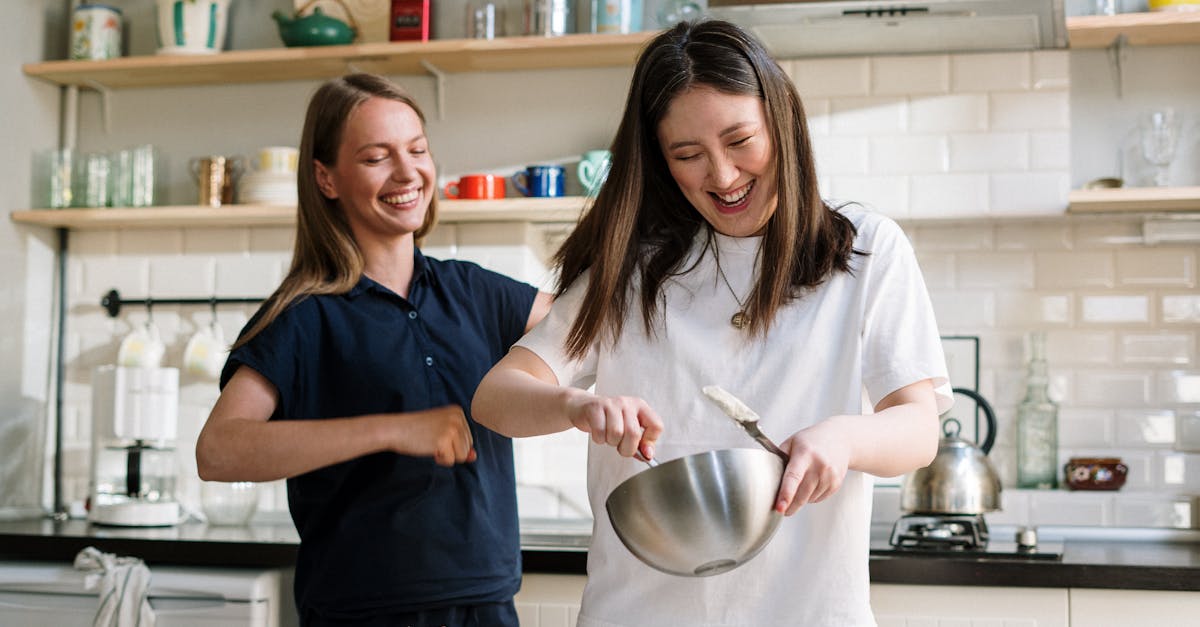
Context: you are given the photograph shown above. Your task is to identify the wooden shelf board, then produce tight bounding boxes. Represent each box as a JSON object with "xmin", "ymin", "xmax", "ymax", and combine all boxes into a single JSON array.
[
  {"xmin": 10, "ymin": 198, "xmax": 585, "ymax": 229},
  {"xmin": 21, "ymin": 33, "xmax": 655, "ymax": 89},
  {"xmin": 1067, "ymin": 11, "xmax": 1200, "ymax": 49},
  {"xmin": 1067, "ymin": 186, "xmax": 1200, "ymax": 213}
]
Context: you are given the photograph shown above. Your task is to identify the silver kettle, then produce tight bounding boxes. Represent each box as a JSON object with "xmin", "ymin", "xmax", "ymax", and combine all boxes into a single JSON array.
[{"xmin": 899, "ymin": 388, "xmax": 1002, "ymax": 515}]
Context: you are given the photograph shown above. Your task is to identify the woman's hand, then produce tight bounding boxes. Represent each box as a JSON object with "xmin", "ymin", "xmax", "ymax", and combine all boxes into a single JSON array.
[
  {"xmin": 775, "ymin": 419, "xmax": 852, "ymax": 515},
  {"xmin": 563, "ymin": 390, "xmax": 664, "ymax": 460},
  {"xmin": 388, "ymin": 404, "xmax": 477, "ymax": 467}
]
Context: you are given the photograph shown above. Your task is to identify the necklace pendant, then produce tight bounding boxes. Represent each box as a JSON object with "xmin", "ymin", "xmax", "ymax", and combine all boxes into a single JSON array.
[{"xmin": 730, "ymin": 310, "xmax": 749, "ymax": 330}]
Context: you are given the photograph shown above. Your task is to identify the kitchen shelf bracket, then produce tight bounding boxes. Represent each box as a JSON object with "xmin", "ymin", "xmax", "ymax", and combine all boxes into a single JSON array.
[
  {"xmin": 82, "ymin": 79, "xmax": 113, "ymax": 135},
  {"xmin": 420, "ymin": 59, "xmax": 447, "ymax": 121},
  {"xmin": 1105, "ymin": 34, "xmax": 1129, "ymax": 99}
]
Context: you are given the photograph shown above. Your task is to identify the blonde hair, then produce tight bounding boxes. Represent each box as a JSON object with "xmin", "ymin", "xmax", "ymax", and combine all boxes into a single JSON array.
[{"xmin": 233, "ymin": 74, "xmax": 437, "ymax": 350}]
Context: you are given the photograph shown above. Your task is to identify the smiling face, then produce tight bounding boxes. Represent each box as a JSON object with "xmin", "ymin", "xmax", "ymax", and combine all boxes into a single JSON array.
[
  {"xmin": 313, "ymin": 96, "xmax": 435, "ymax": 246},
  {"xmin": 656, "ymin": 86, "xmax": 777, "ymax": 238}
]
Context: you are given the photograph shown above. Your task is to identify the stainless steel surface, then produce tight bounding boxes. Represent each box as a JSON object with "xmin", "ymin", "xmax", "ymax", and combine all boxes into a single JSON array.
[
  {"xmin": 1016, "ymin": 526, "xmax": 1039, "ymax": 549},
  {"xmin": 703, "ymin": 385, "xmax": 790, "ymax": 462},
  {"xmin": 704, "ymin": 0, "xmax": 1067, "ymax": 58},
  {"xmin": 605, "ymin": 448, "xmax": 784, "ymax": 577}
]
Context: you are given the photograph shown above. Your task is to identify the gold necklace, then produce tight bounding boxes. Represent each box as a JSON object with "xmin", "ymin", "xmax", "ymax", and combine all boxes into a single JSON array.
[{"xmin": 715, "ymin": 260, "xmax": 750, "ymax": 330}]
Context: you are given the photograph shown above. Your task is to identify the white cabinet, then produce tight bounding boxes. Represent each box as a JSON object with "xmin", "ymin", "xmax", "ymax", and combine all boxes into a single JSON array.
[
  {"xmin": 515, "ymin": 574, "xmax": 585, "ymax": 627},
  {"xmin": 871, "ymin": 584, "xmax": 1069, "ymax": 627},
  {"xmin": 1069, "ymin": 588, "xmax": 1200, "ymax": 627}
]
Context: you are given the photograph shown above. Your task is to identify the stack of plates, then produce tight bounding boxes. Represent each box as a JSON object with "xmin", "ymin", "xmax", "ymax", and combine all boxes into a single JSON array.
[{"xmin": 239, "ymin": 170, "xmax": 298, "ymax": 206}]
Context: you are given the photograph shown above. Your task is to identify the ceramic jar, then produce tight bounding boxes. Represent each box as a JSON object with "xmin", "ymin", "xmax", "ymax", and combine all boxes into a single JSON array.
[{"xmin": 155, "ymin": 0, "xmax": 231, "ymax": 55}]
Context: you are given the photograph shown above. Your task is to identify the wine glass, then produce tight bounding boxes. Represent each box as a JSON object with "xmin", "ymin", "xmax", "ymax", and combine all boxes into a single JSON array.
[{"xmin": 1140, "ymin": 108, "xmax": 1181, "ymax": 187}]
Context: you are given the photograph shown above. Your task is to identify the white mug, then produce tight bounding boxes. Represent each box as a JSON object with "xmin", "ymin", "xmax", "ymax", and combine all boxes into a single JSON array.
[
  {"xmin": 183, "ymin": 321, "xmax": 227, "ymax": 379},
  {"xmin": 117, "ymin": 321, "xmax": 165, "ymax": 368},
  {"xmin": 254, "ymin": 146, "xmax": 298, "ymax": 174}
]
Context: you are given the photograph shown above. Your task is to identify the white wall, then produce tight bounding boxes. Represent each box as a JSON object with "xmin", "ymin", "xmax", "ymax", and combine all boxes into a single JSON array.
[{"xmin": 1, "ymin": 1, "xmax": 68, "ymax": 515}]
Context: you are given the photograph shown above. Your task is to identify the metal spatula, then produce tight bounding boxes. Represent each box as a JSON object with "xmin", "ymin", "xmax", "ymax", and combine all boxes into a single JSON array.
[{"xmin": 702, "ymin": 385, "xmax": 790, "ymax": 463}]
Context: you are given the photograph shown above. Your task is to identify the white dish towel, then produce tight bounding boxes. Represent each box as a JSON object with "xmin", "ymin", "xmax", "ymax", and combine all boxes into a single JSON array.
[{"xmin": 74, "ymin": 546, "xmax": 156, "ymax": 627}]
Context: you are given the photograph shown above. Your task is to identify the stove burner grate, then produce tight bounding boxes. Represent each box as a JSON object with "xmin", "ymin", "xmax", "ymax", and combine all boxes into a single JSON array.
[{"xmin": 889, "ymin": 514, "xmax": 990, "ymax": 550}]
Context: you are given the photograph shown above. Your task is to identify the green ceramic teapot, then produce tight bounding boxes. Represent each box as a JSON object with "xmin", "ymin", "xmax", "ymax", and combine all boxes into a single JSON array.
[{"xmin": 273, "ymin": 0, "xmax": 358, "ymax": 47}]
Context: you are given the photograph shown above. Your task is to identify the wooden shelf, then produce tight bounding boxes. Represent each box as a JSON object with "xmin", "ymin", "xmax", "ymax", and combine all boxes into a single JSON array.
[
  {"xmin": 21, "ymin": 33, "xmax": 655, "ymax": 89},
  {"xmin": 1068, "ymin": 186, "xmax": 1200, "ymax": 213},
  {"xmin": 9, "ymin": 197, "xmax": 585, "ymax": 229},
  {"xmin": 1067, "ymin": 11, "xmax": 1200, "ymax": 49}
]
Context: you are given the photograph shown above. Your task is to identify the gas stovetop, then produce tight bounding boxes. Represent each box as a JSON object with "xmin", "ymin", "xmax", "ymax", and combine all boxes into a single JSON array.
[{"xmin": 871, "ymin": 514, "xmax": 1063, "ymax": 561}]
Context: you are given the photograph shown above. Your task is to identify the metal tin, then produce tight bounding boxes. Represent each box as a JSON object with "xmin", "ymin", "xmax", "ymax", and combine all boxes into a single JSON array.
[{"xmin": 71, "ymin": 4, "xmax": 122, "ymax": 60}]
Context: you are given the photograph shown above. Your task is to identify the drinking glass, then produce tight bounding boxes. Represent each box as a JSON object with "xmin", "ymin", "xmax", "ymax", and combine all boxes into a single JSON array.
[{"xmin": 1140, "ymin": 108, "xmax": 1181, "ymax": 187}]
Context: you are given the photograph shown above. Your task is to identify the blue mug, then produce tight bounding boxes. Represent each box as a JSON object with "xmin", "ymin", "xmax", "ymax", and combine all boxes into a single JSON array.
[{"xmin": 512, "ymin": 165, "xmax": 566, "ymax": 197}]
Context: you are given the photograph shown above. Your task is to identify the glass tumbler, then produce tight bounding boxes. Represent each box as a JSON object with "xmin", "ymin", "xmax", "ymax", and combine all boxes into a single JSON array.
[{"xmin": 201, "ymin": 481, "xmax": 259, "ymax": 526}]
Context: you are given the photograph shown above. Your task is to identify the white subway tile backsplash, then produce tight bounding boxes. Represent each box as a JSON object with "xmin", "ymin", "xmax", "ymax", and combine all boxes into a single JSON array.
[
  {"xmin": 990, "ymin": 92, "xmax": 1069, "ymax": 131},
  {"xmin": 929, "ymin": 290, "xmax": 995, "ymax": 328},
  {"xmin": 1072, "ymin": 220, "xmax": 1144, "ymax": 248},
  {"xmin": 869, "ymin": 136, "xmax": 948, "ymax": 175},
  {"xmin": 150, "ymin": 256, "xmax": 216, "ymax": 297},
  {"xmin": 871, "ymin": 55, "xmax": 949, "ymax": 96},
  {"xmin": 1179, "ymin": 412, "xmax": 1200, "ymax": 452},
  {"xmin": 78, "ymin": 256, "xmax": 149, "ymax": 302},
  {"xmin": 951, "ymin": 52, "xmax": 1031, "ymax": 92},
  {"xmin": 905, "ymin": 223, "xmax": 994, "ymax": 252},
  {"xmin": 117, "ymin": 229, "xmax": 184, "ymax": 255},
  {"xmin": 183, "ymin": 229, "xmax": 249, "ymax": 255},
  {"xmin": 829, "ymin": 177, "xmax": 910, "ymax": 219},
  {"xmin": 1114, "ymin": 497, "xmax": 1193, "ymax": 529},
  {"xmin": 1162, "ymin": 452, "xmax": 1200, "ymax": 487},
  {"xmin": 1163, "ymin": 294, "xmax": 1200, "ymax": 324},
  {"xmin": 790, "ymin": 58, "xmax": 871, "ymax": 98},
  {"xmin": 1116, "ymin": 409, "xmax": 1177, "ymax": 447},
  {"xmin": 957, "ymin": 253, "xmax": 1035, "ymax": 289},
  {"xmin": 1030, "ymin": 490, "xmax": 1110, "ymax": 526},
  {"xmin": 71, "ymin": 230, "xmax": 118, "ymax": 255},
  {"xmin": 993, "ymin": 292, "xmax": 1072, "ymax": 326},
  {"xmin": 908, "ymin": 94, "xmax": 989, "ymax": 133},
  {"xmin": 1116, "ymin": 451, "xmax": 1156, "ymax": 491},
  {"xmin": 1029, "ymin": 131, "xmax": 1070, "ymax": 171},
  {"xmin": 811, "ymin": 136, "xmax": 869, "ymax": 175},
  {"xmin": 1058, "ymin": 408, "xmax": 1115, "ymax": 448},
  {"xmin": 1080, "ymin": 294, "xmax": 1150, "ymax": 324},
  {"xmin": 995, "ymin": 223, "xmax": 1071, "ymax": 251},
  {"xmin": 909, "ymin": 174, "xmax": 988, "ymax": 218},
  {"xmin": 1074, "ymin": 370, "xmax": 1153, "ymax": 406},
  {"xmin": 804, "ymin": 98, "xmax": 832, "ymax": 136},
  {"xmin": 1046, "ymin": 331, "xmax": 1115, "ymax": 366},
  {"xmin": 988, "ymin": 172, "xmax": 1070, "ymax": 216},
  {"xmin": 248, "ymin": 227, "xmax": 295, "ymax": 252},
  {"xmin": 1115, "ymin": 249, "xmax": 1196, "ymax": 287},
  {"xmin": 1035, "ymin": 252, "xmax": 1114, "ymax": 288},
  {"xmin": 1120, "ymin": 332, "xmax": 1193, "ymax": 365},
  {"xmin": 1160, "ymin": 371, "xmax": 1200, "ymax": 404},
  {"xmin": 948, "ymin": 133, "xmax": 1029, "ymax": 173},
  {"xmin": 830, "ymin": 97, "xmax": 908, "ymax": 135},
  {"xmin": 1031, "ymin": 51, "xmax": 1070, "ymax": 91},
  {"xmin": 214, "ymin": 254, "xmax": 285, "ymax": 297}
]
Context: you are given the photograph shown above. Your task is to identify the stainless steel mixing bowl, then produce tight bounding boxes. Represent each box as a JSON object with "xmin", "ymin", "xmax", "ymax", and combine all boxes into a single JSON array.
[{"xmin": 605, "ymin": 448, "xmax": 785, "ymax": 577}]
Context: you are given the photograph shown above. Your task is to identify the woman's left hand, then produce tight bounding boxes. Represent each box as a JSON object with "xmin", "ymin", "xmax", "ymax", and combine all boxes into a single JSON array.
[{"xmin": 775, "ymin": 420, "xmax": 852, "ymax": 515}]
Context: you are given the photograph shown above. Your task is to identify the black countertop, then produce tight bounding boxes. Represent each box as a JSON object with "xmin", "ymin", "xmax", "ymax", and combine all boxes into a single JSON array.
[{"xmin": 1, "ymin": 518, "xmax": 1199, "ymax": 591}]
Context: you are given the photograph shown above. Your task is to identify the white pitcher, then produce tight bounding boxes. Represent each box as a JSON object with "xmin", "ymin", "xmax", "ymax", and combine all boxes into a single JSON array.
[{"xmin": 156, "ymin": 0, "xmax": 232, "ymax": 55}]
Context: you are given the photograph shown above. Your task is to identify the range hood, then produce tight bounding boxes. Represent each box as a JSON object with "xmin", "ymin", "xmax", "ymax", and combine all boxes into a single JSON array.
[{"xmin": 705, "ymin": 0, "xmax": 1068, "ymax": 58}]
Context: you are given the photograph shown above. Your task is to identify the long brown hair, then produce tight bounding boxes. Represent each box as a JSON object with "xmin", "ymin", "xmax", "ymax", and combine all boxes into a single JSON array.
[
  {"xmin": 555, "ymin": 19, "xmax": 860, "ymax": 359},
  {"xmin": 233, "ymin": 73, "xmax": 437, "ymax": 350}
]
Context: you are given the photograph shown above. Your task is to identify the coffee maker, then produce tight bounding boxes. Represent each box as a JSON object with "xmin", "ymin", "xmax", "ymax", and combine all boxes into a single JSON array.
[{"xmin": 88, "ymin": 365, "xmax": 181, "ymax": 526}]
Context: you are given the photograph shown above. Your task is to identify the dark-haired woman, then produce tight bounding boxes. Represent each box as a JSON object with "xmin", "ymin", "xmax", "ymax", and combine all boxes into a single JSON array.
[
  {"xmin": 195, "ymin": 73, "xmax": 552, "ymax": 626},
  {"xmin": 473, "ymin": 20, "xmax": 950, "ymax": 626}
]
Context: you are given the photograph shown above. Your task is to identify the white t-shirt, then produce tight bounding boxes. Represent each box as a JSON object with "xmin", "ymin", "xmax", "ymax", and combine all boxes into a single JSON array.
[{"xmin": 517, "ymin": 207, "xmax": 952, "ymax": 627}]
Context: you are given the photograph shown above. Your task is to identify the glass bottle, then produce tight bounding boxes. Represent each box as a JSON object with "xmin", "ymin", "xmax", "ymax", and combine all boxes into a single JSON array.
[{"xmin": 1017, "ymin": 331, "xmax": 1059, "ymax": 489}]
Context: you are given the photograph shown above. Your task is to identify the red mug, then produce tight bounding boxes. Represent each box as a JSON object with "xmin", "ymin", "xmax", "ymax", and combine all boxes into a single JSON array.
[{"xmin": 443, "ymin": 174, "xmax": 506, "ymax": 199}]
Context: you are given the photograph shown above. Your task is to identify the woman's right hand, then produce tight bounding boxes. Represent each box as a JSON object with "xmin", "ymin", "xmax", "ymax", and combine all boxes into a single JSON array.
[
  {"xmin": 563, "ymin": 391, "xmax": 664, "ymax": 460},
  {"xmin": 390, "ymin": 405, "xmax": 477, "ymax": 467}
]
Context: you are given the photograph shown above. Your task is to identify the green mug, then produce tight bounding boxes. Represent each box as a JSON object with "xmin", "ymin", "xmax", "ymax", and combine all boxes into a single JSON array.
[{"xmin": 577, "ymin": 150, "xmax": 612, "ymax": 196}]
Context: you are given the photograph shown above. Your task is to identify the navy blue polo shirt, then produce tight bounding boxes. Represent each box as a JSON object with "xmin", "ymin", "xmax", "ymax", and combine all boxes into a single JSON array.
[{"xmin": 220, "ymin": 250, "xmax": 536, "ymax": 619}]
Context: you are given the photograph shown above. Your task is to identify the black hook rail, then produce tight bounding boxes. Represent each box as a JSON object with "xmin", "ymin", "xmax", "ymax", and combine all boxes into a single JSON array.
[{"xmin": 101, "ymin": 288, "xmax": 265, "ymax": 318}]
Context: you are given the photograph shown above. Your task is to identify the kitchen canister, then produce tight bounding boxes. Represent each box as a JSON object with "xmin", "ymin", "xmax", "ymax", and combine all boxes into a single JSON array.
[
  {"xmin": 155, "ymin": 0, "xmax": 232, "ymax": 55},
  {"xmin": 71, "ymin": 4, "xmax": 122, "ymax": 60}
]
